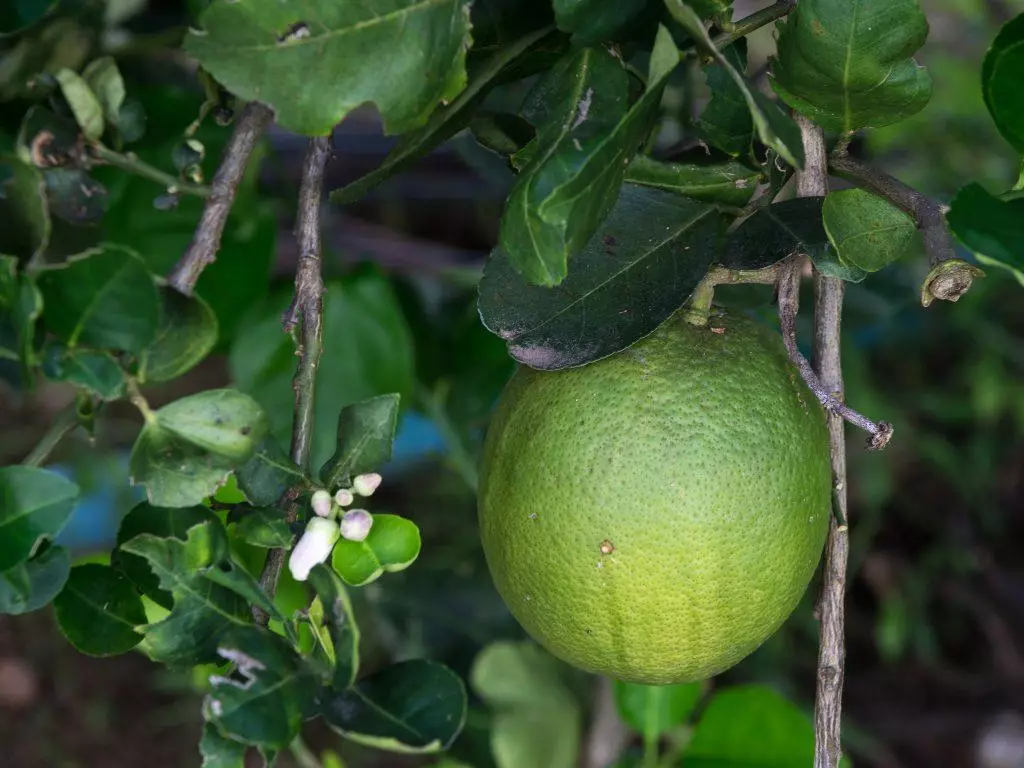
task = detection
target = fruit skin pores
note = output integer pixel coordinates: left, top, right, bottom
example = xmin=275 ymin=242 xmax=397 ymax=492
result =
xmin=478 ymin=312 xmax=832 ymax=684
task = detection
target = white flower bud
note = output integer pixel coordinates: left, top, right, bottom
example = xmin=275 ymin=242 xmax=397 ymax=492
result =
xmin=288 ymin=518 xmax=340 ymax=581
xmin=340 ymin=509 xmax=373 ymax=542
xmin=352 ymin=472 xmax=382 ymax=497
xmin=310 ymin=489 xmax=333 ymax=518
xmin=334 ymin=488 xmax=354 ymax=507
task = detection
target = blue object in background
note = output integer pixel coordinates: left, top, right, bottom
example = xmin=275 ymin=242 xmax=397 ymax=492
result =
xmin=50 ymin=412 xmax=448 ymax=553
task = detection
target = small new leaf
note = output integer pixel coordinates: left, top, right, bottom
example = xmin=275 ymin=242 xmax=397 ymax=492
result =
xmin=55 ymin=68 xmax=105 ymax=141
xmin=320 ymin=393 xmax=400 ymax=490
xmin=307 ymin=564 xmax=360 ymax=689
xmin=82 ymin=57 xmax=126 ymax=128
xmin=331 ymin=514 xmax=421 ymax=587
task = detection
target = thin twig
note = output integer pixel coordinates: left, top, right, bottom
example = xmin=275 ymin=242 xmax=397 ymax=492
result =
xmin=828 ymin=147 xmax=982 ymax=306
xmin=581 ymin=677 xmax=631 ymax=768
xmin=22 ymin=404 xmax=80 ymax=467
xmin=168 ymin=101 xmax=274 ymax=295
xmin=684 ymin=263 xmax=785 ymax=325
xmin=89 ymin=143 xmax=211 ymax=198
xmin=711 ymin=0 xmax=795 ymax=49
xmin=254 ymin=135 xmax=332 ymax=625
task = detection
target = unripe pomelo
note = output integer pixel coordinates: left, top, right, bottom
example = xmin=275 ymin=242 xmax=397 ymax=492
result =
xmin=478 ymin=311 xmax=831 ymax=684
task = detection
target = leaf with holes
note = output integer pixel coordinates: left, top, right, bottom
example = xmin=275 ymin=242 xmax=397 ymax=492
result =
xmin=624 ymin=154 xmax=759 ymax=206
xmin=719 ymin=197 xmax=831 ymax=270
xmin=141 ymin=287 xmax=218 ymax=383
xmin=771 ymin=0 xmax=931 ymax=133
xmin=36 ymin=245 xmax=159 ymax=354
xmin=203 ymin=626 xmax=318 ymax=750
xmin=0 ymin=545 xmax=70 ymax=616
xmin=0 ymin=466 xmax=79 ymax=571
xmin=53 ymin=563 xmax=146 ymax=656
xmin=185 ymin=0 xmax=473 ymax=136
xmin=946 ymin=182 xmax=1024 ymax=286
xmin=984 ymin=14 xmax=1024 ymax=154
xmin=320 ymin=393 xmax=400 ymax=490
xmin=481 ymin=184 xmax=721 ymax=371
xmin=331 ymin=514 xmax=421 ymax=587
xmin=321 ymin=659 xmax=467 ymax=753
xmin=822 ymin=188 xmax=916 ymax=273
xmin=235 ymin=438 xmax=306 ymax=507
xmin=308 ymin=564 xmax=360 ymax=689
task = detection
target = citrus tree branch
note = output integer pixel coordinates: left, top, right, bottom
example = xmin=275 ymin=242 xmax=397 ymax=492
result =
xmin=89 ymin=143 xmax=212 ymax=198
xmin=827 ymin=147 xmax=982 ymax=306
xmin=168 ymin=101 xmax=274 ymax=295
xmin=254 ymin=135 xmax=332 ymax=624
xmin=711 ymin=0 xmax=795 ymax=49
xmin=22 ymin=404 xmax=80 ymax=467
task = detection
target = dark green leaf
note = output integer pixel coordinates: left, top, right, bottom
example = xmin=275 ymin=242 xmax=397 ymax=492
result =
xmin=130 ymin=389 xmax=268 ymax=507
xmin=0 ymin=0 xmax=54 ymax=34
xmin=235 ymin=438 xmax=306 ymax=507
xmin=500 ymin=28 xmax=680 ymax=285
xmin=185 ymin=0 xmax=473 ymax=136
xmin=82 ymin=57 xmax=125 ymax=128
xmin=308 ymin=564 xmax=360 ymax=689
xmin=822 ymin=188 xmax=916 ymax=272
xmin=331 ymin=514 xmax=421 ymax=587
xmin=771 ymin=0 xmax=931 ymax=133
xmin=682 ymin=0 xmax=731 ymax=18
xmin=719 ymin=197 xmax=830 ymax=270
xmin=471 ymin=642 xmax=581 ymax=768
xmin=230 ymin=269 xmax=414 ymax=471
xmin=121 ymin=521 xmax=249 ymax=666
xmin=0 ymin=545 xmax=70 ymax=615
xmin=54 ymin=68 xmax=104 ymax=140
xmin=43 ymin=168 xmax=109 ymax=224
xmin=470 ymin=112 xmax=536 ymax=157
xmin=983 ymin=14 xmax=1024 ymax=154
xmin=695 ymin=41 xmax=754 ymax=157
xmin=113 ymin=501 xmax=220 ymax=609
xmin=53 ymin=563 xmax=146 ymax=656
xmin=624 ymin=154 xmax=759 ymax=206
xmin=553 ymin=0 xmax=649 ymax=43
xmin=684 ymin=685 xmax=847 ymax=766
xmin=204 ymin=555 xmax=287 ymax=630
xmin=200 ymin=722 xmax=248 ymax=768
xmin=480 ymin=184 xmax=720 ymax=370
xmin=0 ymin=256 xmax=43 ymax=373
xmin=667 ymin=0 xmax=803 ymax=168
xmin=0 ymin=158 xmax=50 ymax=261
xmin=43 ymin=345 xmax=124 ymax=399
xmin=0 ymin=466 xmax=78 ymax=571
xmin=141 ymin=286 xmax=218 ymax=383
xmin=204 ymin=626 xmax=318 ymax=749
xmin=320 ymin=393 xmax=400 ymax=490
xmin=321 ymin=660 xmax=467 ymax=753
xmin=117 ymin=99 xmax=147 ymax=143
xmin=331 ymin=26 xmax=556 ymax=204
xmin=16 ymin=105 xmax=80 ymax=168
xmin=947 ymin=182 xmax=1024 ymax=286
xmin=36 ymin=244 xmax=159 ymax=353
xmin=228 ymin=506 xmax=295 ymax=550
xmin=613 ymin=680 xmax=703 ymax=738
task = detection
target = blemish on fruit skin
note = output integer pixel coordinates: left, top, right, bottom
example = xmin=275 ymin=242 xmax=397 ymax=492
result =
xmin=600 ymin=539 xmax=614 ymax=555
xmin=528 ymin=512 xmax=538 ymax=521
xmin=710 ymin=326 xmax=726 ymax=335
xmin=524 ymin=593 xmax=532 ymax=602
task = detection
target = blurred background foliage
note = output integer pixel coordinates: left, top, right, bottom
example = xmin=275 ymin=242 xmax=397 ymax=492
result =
xmin=1 ymin=0 xmax=1023 ymax=766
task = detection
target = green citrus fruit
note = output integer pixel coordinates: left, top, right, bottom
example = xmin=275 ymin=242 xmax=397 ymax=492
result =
xmin=478 ymin=311 xmax=831 ymax=684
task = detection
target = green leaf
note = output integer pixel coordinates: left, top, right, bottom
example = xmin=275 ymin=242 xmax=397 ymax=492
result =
xmin=0 ymin=545 xmax=70 ymax=615
xmin=320 ymin=659 xmax=467 ymax=753
xmin=203 ymin=626 xmax=318 ymax=750
xmin=0 ymin=256 xmax=43 ymax=374
xmin=0 ymin=158 xmax=50 ymax=261
xmin=228 ymin=506 xmax=295 ymax=550
xmin=624 ymin=154 xmax=759 ymax=206
xmin=53 ymin=563 xmax=146 ymax=656
xmin=613 ymin=680 xmax=703 ymax=738
xmin=204 ymin=554 xmax=288 ymax=630
xmin=553 ymin=0 xmax=649 ymax=43
xmin=307 ymin=564 xmax=360 ymax=689
xmin=984 ymin=13 xmax=1024 ymax=154
xmin=684 ymin=685 xmax=847 ymax=766
xmin=43 ymin=346 xmax=125 ymax=399
xmin=667 ymin=0 xmax=803 ymax=168
xmin=719 ymin=197 xmax=831 ymax=270
xmin=184 ymin=0 xmax=473 ymax=136
xmin=500 ymin=28 xmax=680 ymax=286
xmin=113 ymin=501 xmax=220 ymax=609
xmin=121 ymin=521 xmax=249 ymax=666
xmin=0 ymin=466 xmax=79 ymax=571
xmin=695 ymin=41 xmax=754 ymax=157
xmin=822 ymin=188 xmax=916 ymax=272
xmin=480 ymin=184 xmax=720 ymax=370
xmin=471 ymin=642 xmax=581 ymax=768
xmin=682 ymin=0 xmax=732 ymax=18
xmin=201 ymin=722 xmax=248 ymax=768
xmin=36 ymin=244 xmax=159 ymax=353
xmin=331 ymin=514 xmax=421 ymax=587
xmin=470 ymin=112 xmax=536 ymax=157
xmin=230 ymin=269 xmax=414 ymax=472
xmin=771 ymin=0 xmax=932 ymax=133
xmin=235 ymin=438 xmax=306 ymax=507
xmin=320 ymin=393 xmax=400 ymax=489
xmin=141 ymin=286 xmax=219 ymax=383
xmin=946 ymin=182 xmax=1024 ymax=286
xmin=130 ymin=389 xmax=268 ymax=507
xmin=82 ymin=57 xmax=126 ymax=128
xmin=331 ymin=25 xmax=556 ymax=204
xmin=54 ymin=68 xmax=105 ymax=141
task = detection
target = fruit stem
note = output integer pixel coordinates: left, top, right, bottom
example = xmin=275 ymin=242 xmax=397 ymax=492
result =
xmin=682 ymin=264 xmax=784 ymax=327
